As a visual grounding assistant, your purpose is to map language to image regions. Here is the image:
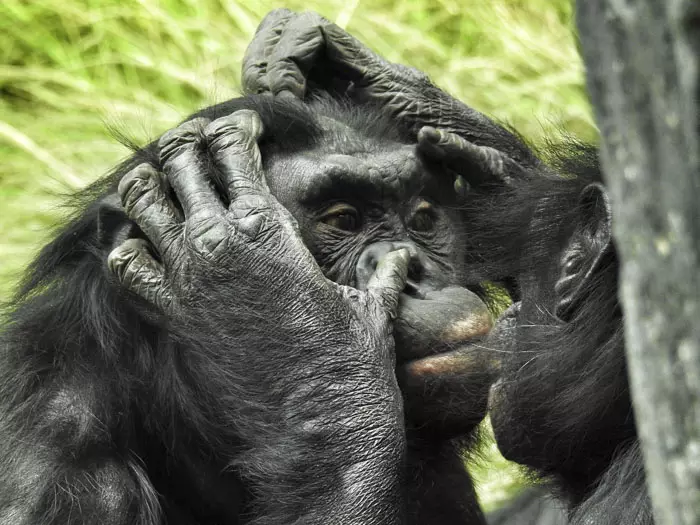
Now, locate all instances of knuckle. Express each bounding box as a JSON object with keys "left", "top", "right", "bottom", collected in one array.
[
  {"left": 190, "top": 220, "right": 229, "bottom": 256},
  {"left": 206, "top": 110, "right": 263, "bottom": 147},
  {"left": 158, "top": 118, "right": 209, "bottom": 162},
  {"left": 249, "top": 59, "right": 267, "bottom": 70},
  {"left": 118, "top": 165, "right": 158, "bottom": 207},
  {"left": 263, "top": 8, "right": 294, "bottom": 27},
  {"left": 241, "top": 70, "right": 269, "bottom": 95},
  {"left": 269, "top": 65, "right": 305, "bottom": 92},
  {"left": 235, "top": 214, "right": 269, "bottom": 241},
  {"left": 107, "top": 240, "right": 142, "bottom": 280},
  {"left": 231, "top": 193, "right": 272, "bottom": 214}
]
